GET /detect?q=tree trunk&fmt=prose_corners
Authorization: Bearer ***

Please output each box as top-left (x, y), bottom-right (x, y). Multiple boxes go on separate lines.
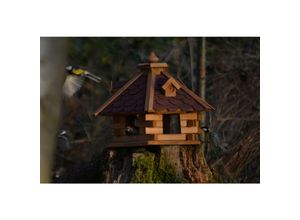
top-left (99, 146), bottom-right (214, 183)
top-left (200, 37), bottom-right (206, 126)
top-left (40, 37), bottom-right (68, 183)
top-left (188, 38), bottom-right (195, 91)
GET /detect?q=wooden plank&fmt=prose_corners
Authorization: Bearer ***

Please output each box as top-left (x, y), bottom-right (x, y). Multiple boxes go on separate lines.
top-left (195, 120), bottom-right (199, 127)
top-left (145, 72), bottom-right (156, 111)
top-left (156, 134), bottom-right (186, 141)
top-left (144, 71), bottom-right (153, 111)
top-left (150, 63), bottom-right (168, 68)
top-left (153, 120), bottom-right (163, 127)
top-left (186, 134), bottom-right (198, 141)
top-left (180, 113), bottom-right (198, 120)
top-left (138, 63), bottom-right (168, 69)
top-left (145, 127), bottom-right (163, 134)
top-left (147, 140), bottom-right (201, 145)
top-left (187, 120), bottom-right (197, 127)
top-left (181, 126), bottom-right (200, 134)
top-left (109, 141), bottom-right (148, 148)
top-left (109, 140), bottom-right (201, 147)
top-left (180, 120), bottom-right (187, 127)
top-left (145, 114), bottom-right (163, 121)
top-left (112, 135), bottom-right (152, 142)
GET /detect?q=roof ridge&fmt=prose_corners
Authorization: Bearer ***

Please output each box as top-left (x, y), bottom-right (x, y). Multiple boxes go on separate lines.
top-left (94, 72), bottom-right (144, 116)
top-left (144, 72), bottom-right (156, 112)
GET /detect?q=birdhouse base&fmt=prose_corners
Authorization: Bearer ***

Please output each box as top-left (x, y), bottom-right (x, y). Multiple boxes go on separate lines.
top-left (109, 140), bottom-right (201, 148)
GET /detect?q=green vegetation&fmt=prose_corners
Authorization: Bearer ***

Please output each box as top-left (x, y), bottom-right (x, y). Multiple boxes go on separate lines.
top-left (131, 149), bottom-right (187, 183)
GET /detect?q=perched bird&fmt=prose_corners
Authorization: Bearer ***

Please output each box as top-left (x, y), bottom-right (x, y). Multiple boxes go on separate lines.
top-left (125, 126), bottom-right (139, 136)
top-left (201, 126), bottom-right (210, 133)
top-left (201, 126), bottom-right (231, 153)
top-left (63, 65), bottom-right (102, 98)
top-left (57, 130), bottom-right (72, 151)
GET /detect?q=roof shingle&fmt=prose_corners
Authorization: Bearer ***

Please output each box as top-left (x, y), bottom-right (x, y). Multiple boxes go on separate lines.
top-left (95, 68), bottom-right (214, 115)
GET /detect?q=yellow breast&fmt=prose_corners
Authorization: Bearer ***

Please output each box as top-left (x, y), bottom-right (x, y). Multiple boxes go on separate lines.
top-left (72, 68), bottom-right (87, 76)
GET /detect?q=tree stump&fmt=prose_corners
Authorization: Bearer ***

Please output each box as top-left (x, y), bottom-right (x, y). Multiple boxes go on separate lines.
top-left (99, 145), bottom-right (214, 183)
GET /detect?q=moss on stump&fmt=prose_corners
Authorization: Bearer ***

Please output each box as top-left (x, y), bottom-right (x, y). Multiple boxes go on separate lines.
top-left (100, 145), bottom-right (214, 183)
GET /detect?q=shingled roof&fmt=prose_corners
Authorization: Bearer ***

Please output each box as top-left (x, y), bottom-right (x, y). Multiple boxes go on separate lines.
top-left (94, 52), bottom-right (215, 116)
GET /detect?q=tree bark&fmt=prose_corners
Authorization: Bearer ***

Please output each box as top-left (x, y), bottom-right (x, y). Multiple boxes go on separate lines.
top-left (99, 146), bottom-right (214, 183)
top-left (40, 37), bottom-right (68, 183)
top-left (188, 38), bottom-right (195, 91)
top-left (200, 37), bottom-right (206, 126)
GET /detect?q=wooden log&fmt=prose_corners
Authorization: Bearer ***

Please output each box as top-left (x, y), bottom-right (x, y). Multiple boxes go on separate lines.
top-left (109, 141), bottom-right (148, 147)
top-left (181, 126), bottom-right (200, 134)
top-left (186, 134), bottom-right (198, 141)
top-left (145, 114), bottom-right (163, 121)
top-left (180, 120), bottom-right (187, 127)
top-left (186, 134), bottom-right (193, 140)
top-left (147, 140), bottom-right (201, 145)
top-left (153, 120), bottom-right (163, 127)
top-left (180, 113), bottom-right (199, 120)
top-left (156, 134), bottom-right (186, 141)
top-left (145, 127), bottom-right (163, 134)
top-left (109, 139), bottom-right (202, 147)
top-left (112, 135), bottom-right (153, 142)
top-left (187, 120), bottom-right (196, 127)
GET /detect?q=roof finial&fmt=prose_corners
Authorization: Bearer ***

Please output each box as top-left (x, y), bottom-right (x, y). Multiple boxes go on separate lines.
top-left (148, 51), bottom-right (159, 63)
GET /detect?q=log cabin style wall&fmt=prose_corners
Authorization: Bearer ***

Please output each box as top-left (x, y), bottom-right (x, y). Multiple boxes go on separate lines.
top-left (109, 112), bottom-right (201, 147)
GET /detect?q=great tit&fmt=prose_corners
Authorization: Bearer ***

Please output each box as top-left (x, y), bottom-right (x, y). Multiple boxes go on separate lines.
top-left (63, 65), bottom-right (102, 98)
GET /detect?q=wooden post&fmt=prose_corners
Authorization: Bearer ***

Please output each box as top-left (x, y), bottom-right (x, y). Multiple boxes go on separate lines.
top-left (188, 38), bottom-right (195, 91)
top-left (200, 37), bottom-right (206, 126)
top-left (199, 37), bottom-right (206, 150)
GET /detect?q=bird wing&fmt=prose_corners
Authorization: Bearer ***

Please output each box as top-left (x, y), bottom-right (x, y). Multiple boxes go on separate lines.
top-left (62, 75), bottom-right (85, 98)
top-left (85, 72), bottom-right (102, 83)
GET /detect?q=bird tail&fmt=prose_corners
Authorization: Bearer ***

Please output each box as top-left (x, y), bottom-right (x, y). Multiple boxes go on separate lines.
top-left (85, 72), bottom-right (102, 83)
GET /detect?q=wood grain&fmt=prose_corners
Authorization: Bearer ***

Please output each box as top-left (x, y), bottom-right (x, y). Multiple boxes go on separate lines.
top-left (180, 113), bottom-right (199, 120)
top-left (145, 127), bottom-right (163, 134)
top-left (145, 114), bottom-right (163, 121)
top-left (181, 126), bottom-right (200, 134)
top-left (156, 134), bottom-right (186, 141)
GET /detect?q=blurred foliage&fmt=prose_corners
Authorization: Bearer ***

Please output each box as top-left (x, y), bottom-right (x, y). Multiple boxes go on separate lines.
top-left (52, 37), bottom-right (260, 183)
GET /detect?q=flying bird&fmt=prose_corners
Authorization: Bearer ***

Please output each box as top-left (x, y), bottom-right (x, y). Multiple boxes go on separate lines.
top-left (63, 65), bottom-right (102, 98)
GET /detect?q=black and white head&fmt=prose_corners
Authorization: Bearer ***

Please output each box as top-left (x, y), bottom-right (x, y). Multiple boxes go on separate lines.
top-left (201, 126), bottom-right (210, 133)
top-left (65, 65), bottom-right (73, 72)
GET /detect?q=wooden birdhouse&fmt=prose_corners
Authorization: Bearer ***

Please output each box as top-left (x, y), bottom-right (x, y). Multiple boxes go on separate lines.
top-left (94, 52), bottom-right (215, 147)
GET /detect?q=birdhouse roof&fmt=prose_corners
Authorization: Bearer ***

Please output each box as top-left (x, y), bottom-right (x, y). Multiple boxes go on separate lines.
top-left (94, 53), bottom-right (215, 116)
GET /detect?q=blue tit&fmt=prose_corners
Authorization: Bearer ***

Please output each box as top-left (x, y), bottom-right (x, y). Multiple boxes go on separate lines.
top-left (201, 126), bottom-right (210, 133)
top-left (57, 130), bottom-right (72, 151)
top-left (63, 65), bottom-right (102, 97)
top-left (125, 125), bottom-right (139, 136)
